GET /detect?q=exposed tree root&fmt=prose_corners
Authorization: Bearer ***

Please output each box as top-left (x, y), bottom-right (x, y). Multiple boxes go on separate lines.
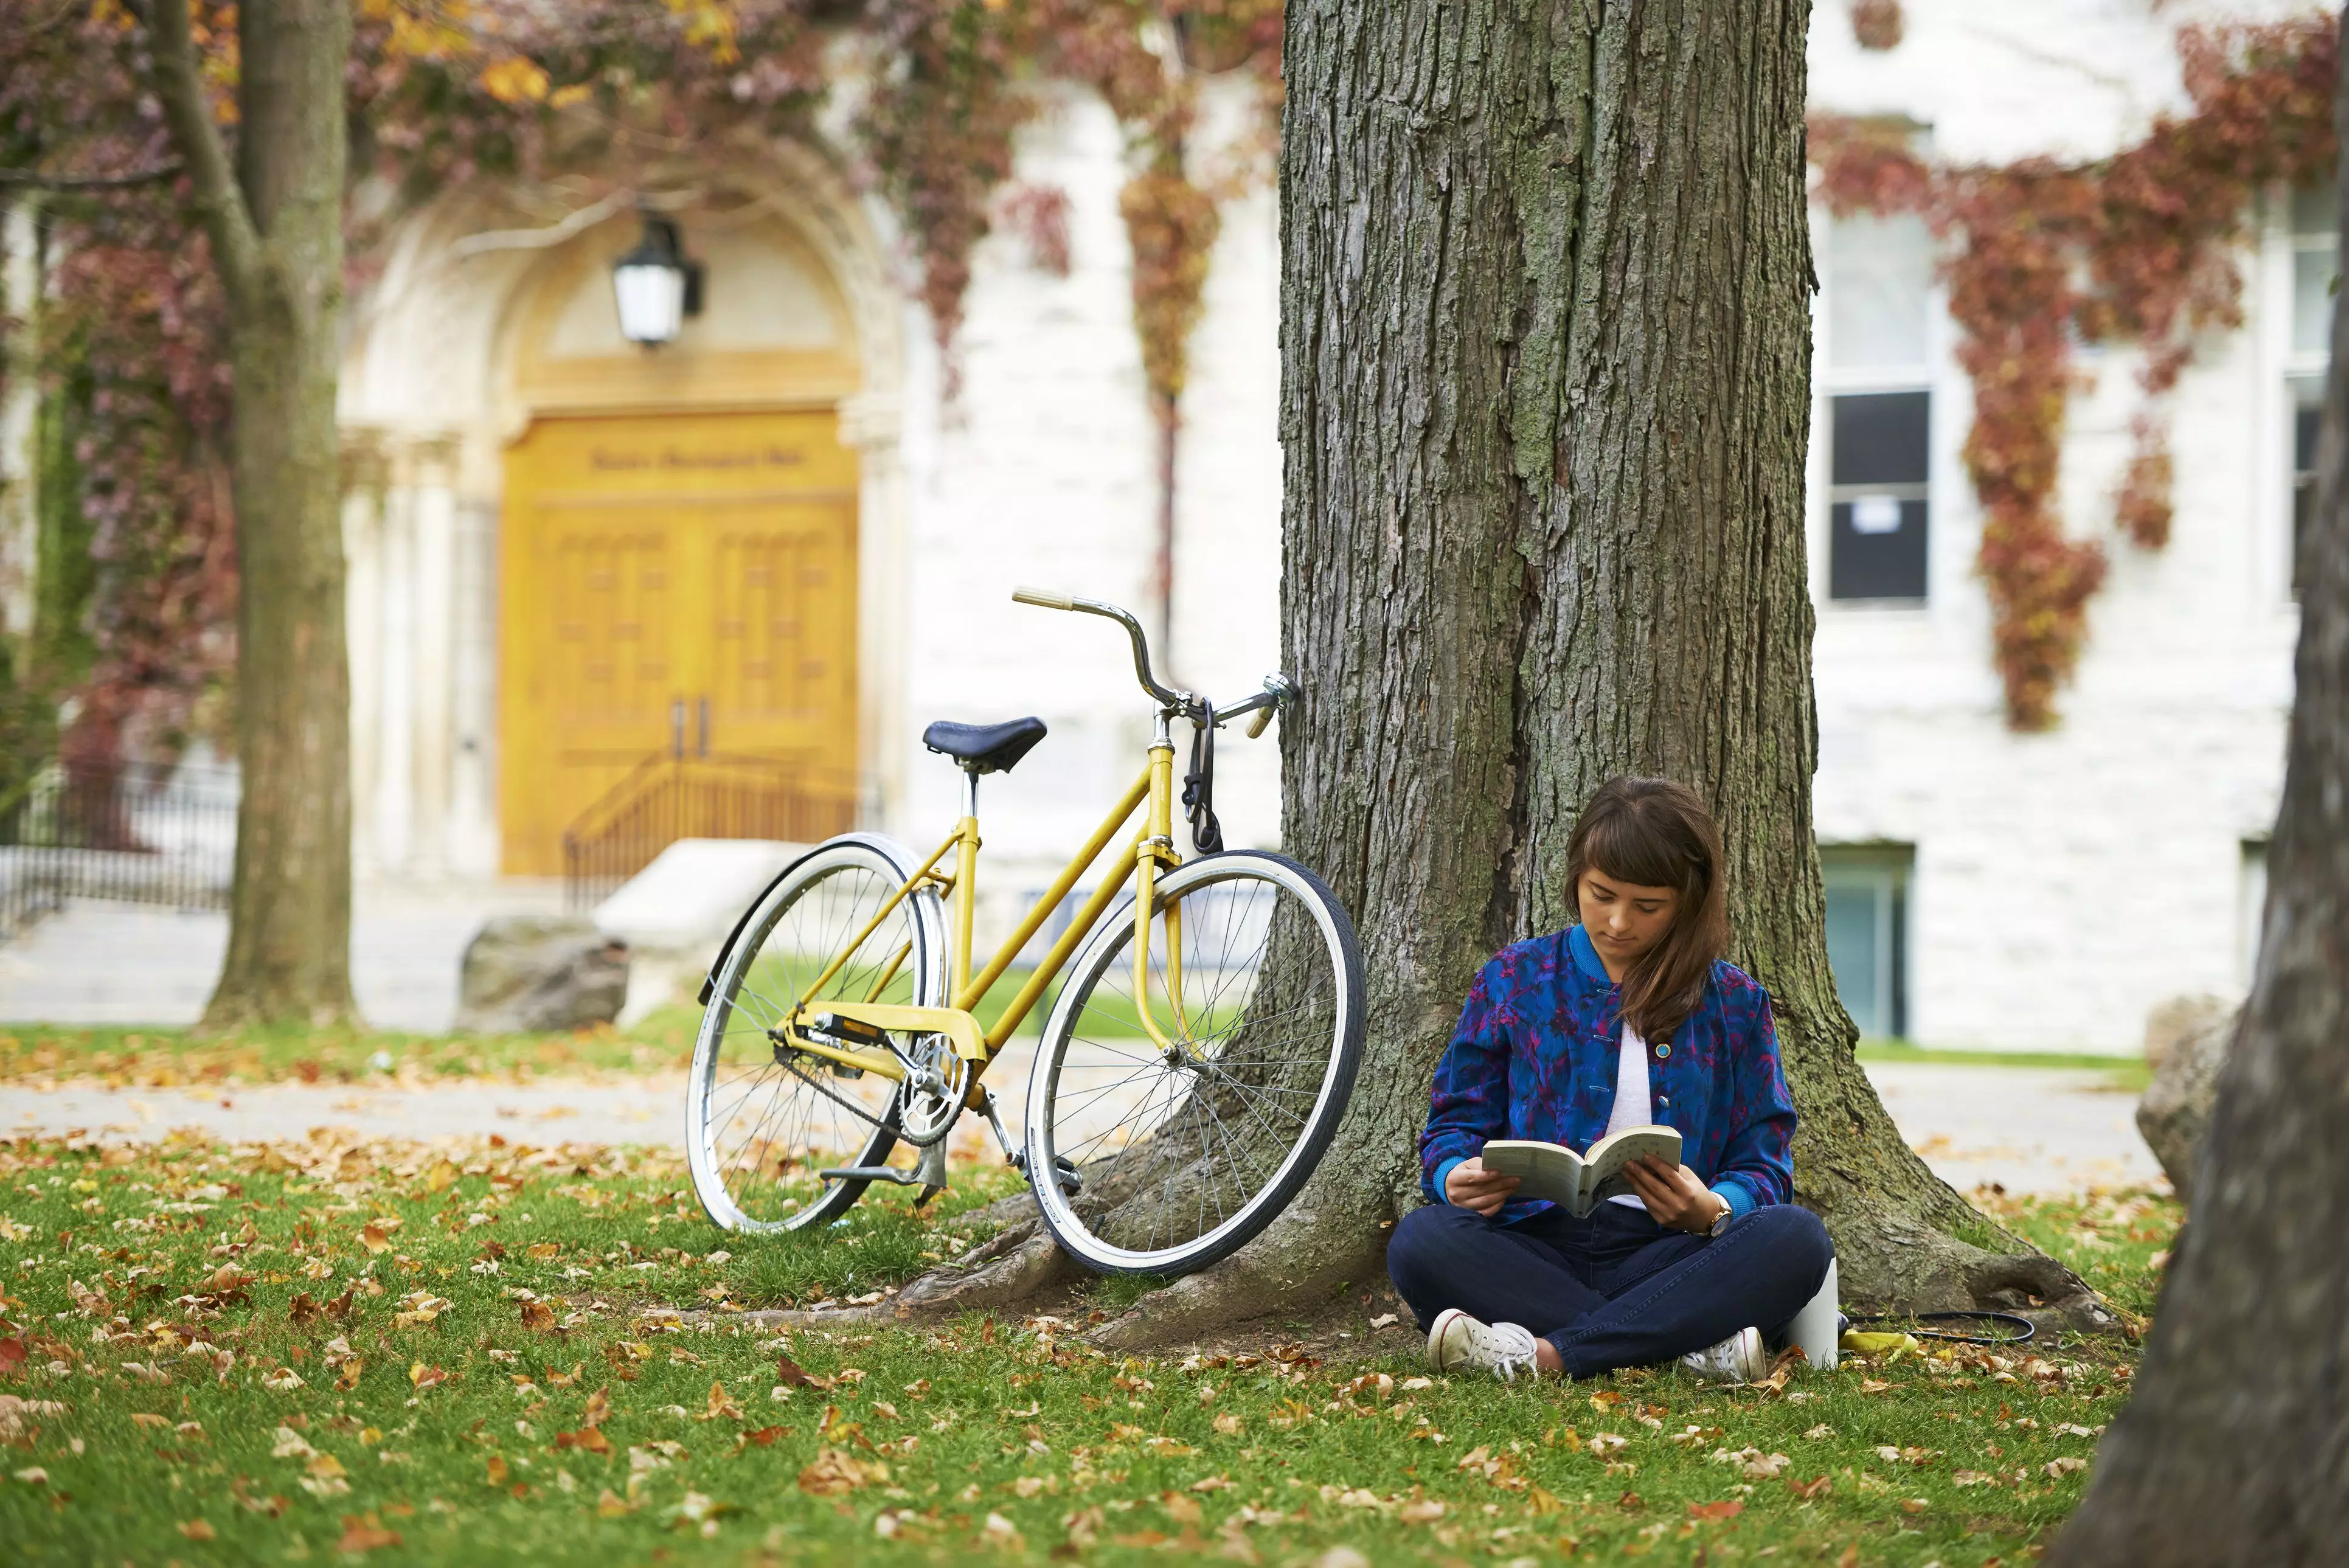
top-left (1086, 1193), bottom-right (1393, 1351)
top-left (1814, 1194), bottom-right (2115, 1336)
top-left (890, 1223), bottom-right (1083, 1317)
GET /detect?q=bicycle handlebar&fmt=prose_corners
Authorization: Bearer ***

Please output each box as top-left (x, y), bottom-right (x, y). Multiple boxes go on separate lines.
top-left (1012, 586), bottom-right (1290, 732)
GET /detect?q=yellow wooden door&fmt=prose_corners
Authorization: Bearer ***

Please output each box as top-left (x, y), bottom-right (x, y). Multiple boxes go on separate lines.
top-left (499, 411), bottom-right (858, 876)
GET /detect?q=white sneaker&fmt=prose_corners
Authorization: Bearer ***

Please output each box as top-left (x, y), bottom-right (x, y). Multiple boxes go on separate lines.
top-left (1426, 1308), bottom-right (1544, 1381)
top-left (1679, 1326), bottom-right (1768, 1384)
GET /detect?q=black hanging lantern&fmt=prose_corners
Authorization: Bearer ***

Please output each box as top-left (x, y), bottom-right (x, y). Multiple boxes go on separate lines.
top-left (610, 212), bottom-right (704, 347)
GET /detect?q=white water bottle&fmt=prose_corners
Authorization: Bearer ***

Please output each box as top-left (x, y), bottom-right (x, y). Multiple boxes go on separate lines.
top-left (1788, 1257), bottom-right (1840, 1370)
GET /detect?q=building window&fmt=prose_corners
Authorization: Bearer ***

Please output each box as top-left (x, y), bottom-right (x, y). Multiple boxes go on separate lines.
top-left (1824, 215), bottom-right (1934, 603)
top-left (1821, 844), bottom-right (1912, 1039)
top-left (2289, 181), bottom-right (2336, 599)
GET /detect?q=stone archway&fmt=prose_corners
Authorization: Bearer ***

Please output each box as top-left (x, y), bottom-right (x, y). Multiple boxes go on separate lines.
top-left (337, 149), bottom-right (910, 883)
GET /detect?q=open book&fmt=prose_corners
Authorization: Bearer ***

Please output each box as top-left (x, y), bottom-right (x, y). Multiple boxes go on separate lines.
top-left (1479, 1126), bottom-right (1683, 1217)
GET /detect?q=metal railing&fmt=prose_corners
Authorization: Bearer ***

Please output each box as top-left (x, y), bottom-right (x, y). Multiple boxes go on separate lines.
top-left (561, 751), bottom-right (855, 909)
top-left (0, 759), bottom-right (240, 942)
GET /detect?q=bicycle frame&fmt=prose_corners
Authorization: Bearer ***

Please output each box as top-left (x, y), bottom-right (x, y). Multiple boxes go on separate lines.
top-left (769, 713), bottom-right (1192, 1091)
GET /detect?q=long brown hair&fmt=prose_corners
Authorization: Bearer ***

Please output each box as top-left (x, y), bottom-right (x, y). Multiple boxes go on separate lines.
top-left (1563, 777), bottom-right (1730, 1043)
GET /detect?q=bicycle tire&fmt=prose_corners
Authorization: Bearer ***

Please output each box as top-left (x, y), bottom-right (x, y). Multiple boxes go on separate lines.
top-left (686, 834), bottom-right (948, 1233)
top-left (1024, 850), bottom-right (1365, 1276)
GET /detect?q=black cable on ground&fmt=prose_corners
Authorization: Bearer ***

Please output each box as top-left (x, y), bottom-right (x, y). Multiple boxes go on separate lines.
top-left (1844, 1310), bottom-right (2038, 1347)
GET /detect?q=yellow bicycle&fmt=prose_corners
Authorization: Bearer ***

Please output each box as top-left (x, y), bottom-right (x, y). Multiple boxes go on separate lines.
top-left (683, 589), bottom-right (1365, 1275)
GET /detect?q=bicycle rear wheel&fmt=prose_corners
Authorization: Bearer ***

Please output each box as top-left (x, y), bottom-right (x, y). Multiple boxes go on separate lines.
top-left (1024, 850), bottom-right (1364, 1275)
top-left (686, 834), bottom-right (948, 1233)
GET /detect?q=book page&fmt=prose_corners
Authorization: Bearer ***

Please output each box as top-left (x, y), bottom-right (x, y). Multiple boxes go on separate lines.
top-left (1477, 1140), bottom-right (1585, 1207)
top-left (1580, 1126), bottom-right (1683, 1207)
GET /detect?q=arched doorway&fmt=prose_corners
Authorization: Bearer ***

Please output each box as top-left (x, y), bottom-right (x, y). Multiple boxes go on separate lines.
top-left (495, 215), bottom-right (864, 876)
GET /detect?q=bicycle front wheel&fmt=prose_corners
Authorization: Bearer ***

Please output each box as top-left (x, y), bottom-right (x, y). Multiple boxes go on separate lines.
top-left (686, 834), bottom-right (948, 1233)
top-left (1024, 850), bottom-right (1364, 1275)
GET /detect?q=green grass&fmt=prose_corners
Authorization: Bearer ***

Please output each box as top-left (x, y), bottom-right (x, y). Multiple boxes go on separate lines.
top-left (0, 1125), bottom-right (2174, 1566)
top-left (1857, 1039), bottom-right (2151, 1094)
top-left (0, 963), bottom-right (1184, 1092)
top-left (0, 1008), bottom-right (709, 1089)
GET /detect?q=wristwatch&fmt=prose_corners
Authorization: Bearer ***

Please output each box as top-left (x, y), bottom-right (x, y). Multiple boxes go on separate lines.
top-left (1703, 1194), bottom-right (1733, 1238)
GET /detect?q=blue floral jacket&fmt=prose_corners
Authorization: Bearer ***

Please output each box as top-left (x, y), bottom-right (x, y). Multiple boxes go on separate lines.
top-left (1419, 924), bottom-right (1797, 1226)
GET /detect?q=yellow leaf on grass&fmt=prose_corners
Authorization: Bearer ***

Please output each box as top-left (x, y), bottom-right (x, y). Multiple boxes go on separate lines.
top-left (485, 1455), bottom-right (510, 1486)
top-left (337, 1515), bottom-right (402, 1552)
top-left (131, 1413), bottom-right (170, 1429)
top-left (176, 1519), bottom-right (215, 1540)
top-left (797, 1446), bottom-right (886, 1496)
top-left (597, 1488), bottom-right (634, 1518)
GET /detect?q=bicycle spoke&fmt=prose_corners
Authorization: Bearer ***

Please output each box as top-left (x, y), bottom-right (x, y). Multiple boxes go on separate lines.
top-left (689, 847), bottom-right (937, 1232)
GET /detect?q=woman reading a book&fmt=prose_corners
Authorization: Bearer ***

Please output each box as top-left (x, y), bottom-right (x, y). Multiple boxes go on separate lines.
top-left (1387, 776), bottom-right (1833, 1384)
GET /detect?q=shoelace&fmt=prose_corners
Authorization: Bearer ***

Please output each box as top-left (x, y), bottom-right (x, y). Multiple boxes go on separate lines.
top-left (1483, 1322), bottom-right (1541, 1381)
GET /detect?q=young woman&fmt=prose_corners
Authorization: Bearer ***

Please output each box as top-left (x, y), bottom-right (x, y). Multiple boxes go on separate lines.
top-left (1387, 777), bottom-right (1833, 1384)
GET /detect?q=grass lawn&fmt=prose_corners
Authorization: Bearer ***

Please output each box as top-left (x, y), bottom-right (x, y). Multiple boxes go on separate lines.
top-left (0, 1014), bottom-right (703, 1089)
top-left (0, 965), bottom-right (1108, 1090)
top-left (0, 1123), bottom-right (2173, 1566)
top-left (7, 1020), bottom-right (2152, 1097)
top-left (1854, 1042), bottom-right (2150, 1095)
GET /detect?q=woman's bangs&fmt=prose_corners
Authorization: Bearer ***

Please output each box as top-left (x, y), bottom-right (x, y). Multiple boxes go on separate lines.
top-left (1583, 805), bottom-right (1688, 892)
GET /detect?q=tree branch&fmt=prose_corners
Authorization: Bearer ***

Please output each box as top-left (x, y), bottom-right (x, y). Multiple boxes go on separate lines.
top-left (0, 162), bottom-right (184, 191)
top-left (131, 0), bottom-right (261, 308)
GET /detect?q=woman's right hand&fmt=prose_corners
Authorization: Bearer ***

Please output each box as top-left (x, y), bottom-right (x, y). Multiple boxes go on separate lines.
top-left (1445, 1156), bottom-right (1520, 1216)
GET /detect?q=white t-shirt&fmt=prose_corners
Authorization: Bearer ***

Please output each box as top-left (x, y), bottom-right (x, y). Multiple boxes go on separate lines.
top-left (1603, 1022), bottom-right (1653, 1209)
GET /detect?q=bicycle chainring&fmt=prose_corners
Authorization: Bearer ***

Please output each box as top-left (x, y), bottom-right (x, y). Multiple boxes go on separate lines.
top-left (895, 1034), bottom-right (968, 1147)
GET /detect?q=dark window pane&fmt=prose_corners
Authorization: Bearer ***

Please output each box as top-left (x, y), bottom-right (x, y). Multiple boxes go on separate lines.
top-left (2296, 403), bottom-right (2323, 472)
top-left (1830, 498), bottom-right (1928, 600)
top-left (1831, 390), bottom-right (1930, 486)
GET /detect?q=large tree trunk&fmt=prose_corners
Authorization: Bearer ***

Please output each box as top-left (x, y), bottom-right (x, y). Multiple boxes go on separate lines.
top-left (2047, 19), bottom-right (2349, 1561)
top-left (1083, 0), bottom-right (2101, 1349)
top-left (142, 0), bottom-right (357, 1028)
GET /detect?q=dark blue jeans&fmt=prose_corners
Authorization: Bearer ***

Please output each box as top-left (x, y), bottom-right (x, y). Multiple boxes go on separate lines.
top-left (1386, 1199), bottom-right (1833, 1379)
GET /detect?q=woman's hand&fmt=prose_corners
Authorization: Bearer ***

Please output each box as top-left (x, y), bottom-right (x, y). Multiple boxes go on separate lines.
top-left (1445, 1156), bottom-right (1521, 1216)
top-left (1624, 1156), bottom-right (1727, 1233)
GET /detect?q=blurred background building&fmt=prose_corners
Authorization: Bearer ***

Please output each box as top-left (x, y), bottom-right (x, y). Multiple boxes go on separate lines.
top-left (0, 0), bottom-right (2325, 1047)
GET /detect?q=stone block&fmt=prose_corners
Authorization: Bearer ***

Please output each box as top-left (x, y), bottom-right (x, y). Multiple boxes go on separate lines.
top-left (593, 839), bottom-right (809, 1024)
top-left (2135, 996), bottom-right (2241, 1205)
top-left (455, 916), bottom-right (630, 1035)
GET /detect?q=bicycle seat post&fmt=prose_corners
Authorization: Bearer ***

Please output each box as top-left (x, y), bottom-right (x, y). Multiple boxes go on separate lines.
top-left (950, 761), bottom-right (982, 999)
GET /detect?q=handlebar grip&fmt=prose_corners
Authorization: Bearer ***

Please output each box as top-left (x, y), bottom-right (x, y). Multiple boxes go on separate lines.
top-left (1246, 704), bottom-right (1277, 739)
top-left (1012, 586), bottom-right (1077, 611)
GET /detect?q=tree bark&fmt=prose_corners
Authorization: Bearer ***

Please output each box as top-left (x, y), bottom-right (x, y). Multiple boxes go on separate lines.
top-left (1087, 0), bottom-right (2102, 1348)
top-left (142, 0), bottom-right (356, 1028)
top-left (2046, 16), bottom-right (2349, 1561)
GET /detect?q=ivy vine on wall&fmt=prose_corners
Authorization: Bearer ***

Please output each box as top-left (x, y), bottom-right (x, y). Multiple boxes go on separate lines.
top-left (1810, 16), bottom-right (2337, 730)
top-left (0, 0), bottom-right (1277, 758)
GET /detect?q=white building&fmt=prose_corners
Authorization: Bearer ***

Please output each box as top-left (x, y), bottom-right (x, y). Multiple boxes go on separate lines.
top-left (0, 1), bottom-right (2322, 1050)
top-left (1804, 0), bottom-right (2318, 1050)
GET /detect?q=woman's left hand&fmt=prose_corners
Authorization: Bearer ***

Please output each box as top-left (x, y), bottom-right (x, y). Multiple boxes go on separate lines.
top-left (1624, 1156), bottom-right (1726, 1233)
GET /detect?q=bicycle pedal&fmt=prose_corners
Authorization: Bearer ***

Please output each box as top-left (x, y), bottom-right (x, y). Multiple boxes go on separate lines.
top-left (1052, 1155), bottom-right (1083, 1196)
